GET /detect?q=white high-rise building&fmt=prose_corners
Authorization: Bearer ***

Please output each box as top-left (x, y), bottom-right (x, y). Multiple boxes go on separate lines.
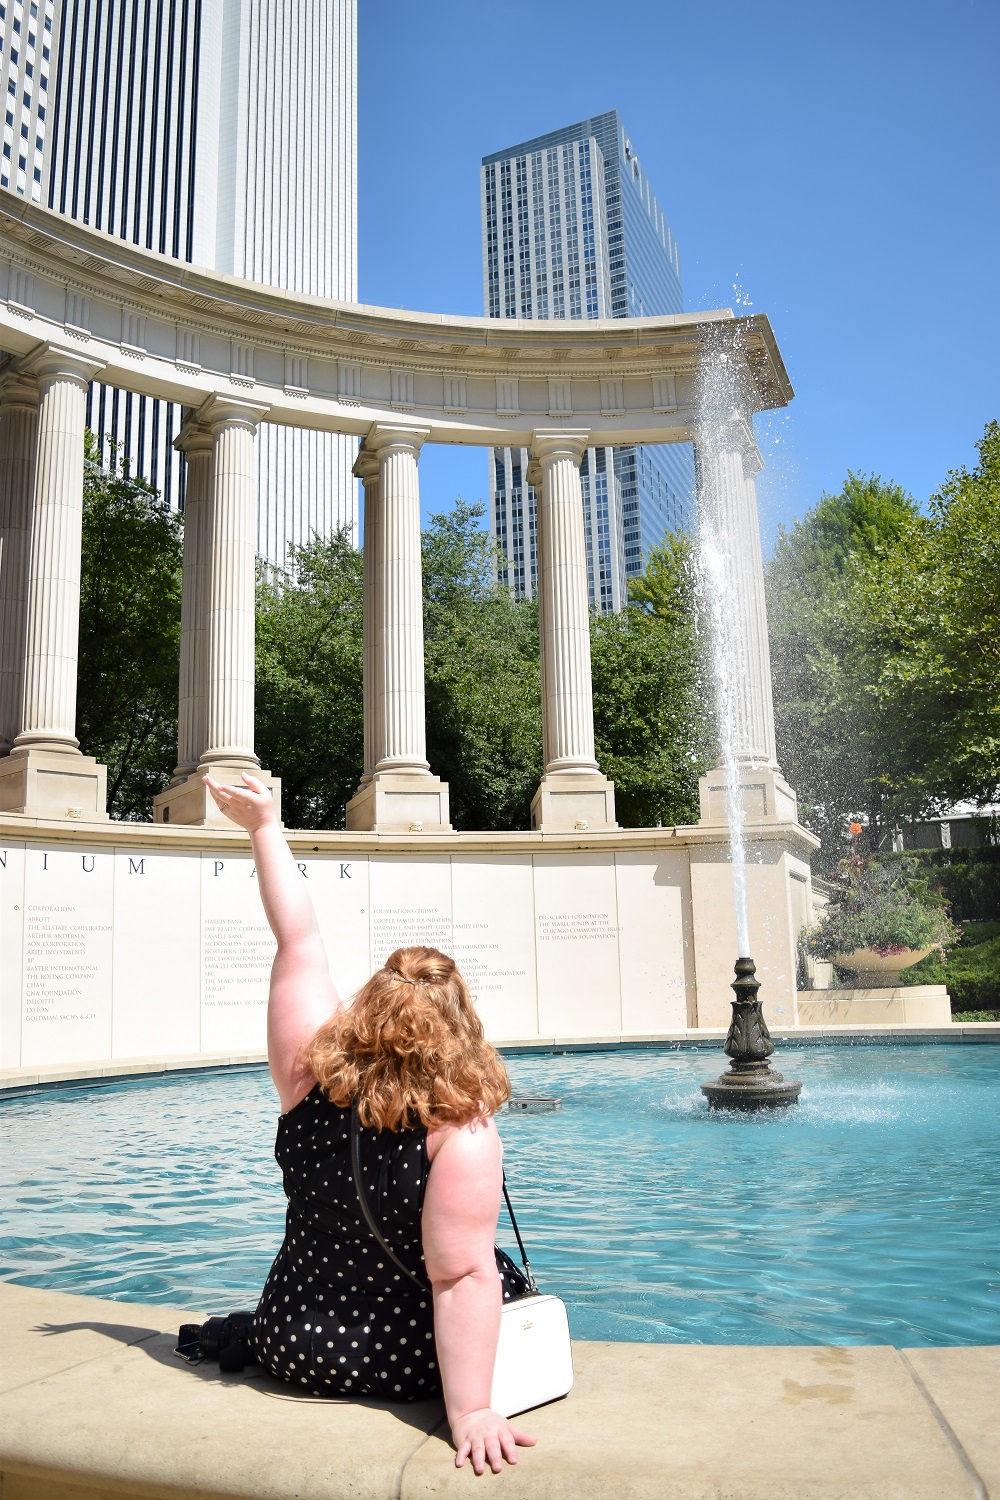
top-left (481, 111), bottom-right (695, 614)
top-left (0, 0), bottom-right (357, 565)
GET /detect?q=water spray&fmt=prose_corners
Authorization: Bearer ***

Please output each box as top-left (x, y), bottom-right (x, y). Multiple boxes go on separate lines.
top-left (695, 325), bottom-right (802, 1111)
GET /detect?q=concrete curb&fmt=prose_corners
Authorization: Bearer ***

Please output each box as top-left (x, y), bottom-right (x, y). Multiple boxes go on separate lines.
top-left (1, 1284), bottom-right (997, 1499)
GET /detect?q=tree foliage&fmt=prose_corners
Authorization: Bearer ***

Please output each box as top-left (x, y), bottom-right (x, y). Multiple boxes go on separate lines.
top-left (255, 527), bottom-right (364, 829)
top-left (599, 533), bottom-right (711, 827)
top-left (254, 503), bottom-right (708, 832)
top-left (767, 471), bottom-right (920, 858)
top-left (766, 425), bottom-right (1000, 865)
top-left (77, 435), bottom-right (182, 819)
top-left (422, 501), bottom-right (542, 831)
top-left (850, 421), bottom-right (1000, 814)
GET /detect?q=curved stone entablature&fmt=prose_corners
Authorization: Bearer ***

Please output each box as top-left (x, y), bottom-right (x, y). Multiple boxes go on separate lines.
top-left (0, 189), bottom-right (793, 449)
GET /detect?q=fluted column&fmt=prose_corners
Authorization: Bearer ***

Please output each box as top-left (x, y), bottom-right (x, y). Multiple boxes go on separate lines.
top-left (153, 395), bottom-right (280, 827)
top-left (0, 368), bottom-right (39, 757)
top-left (15, 348), bottom-right (104, 753)
top-left (201, 397), bottom-right (268, 768)
top-left (345, 423), bottom-right (450, 832)
top-left (173, 421), bottom-right (213, 779)
top-left (0, 346), bottom-right (110, 819)
top-left (528, 431), bottom-right (616, 832)
top-left (696, 421), bottom-right (777, 768)
top-left (694, 414), bottom-right (799, 829)
top-left (355, 446), bottom-right (381, 785)
top-left (374, 426), bottom-right (429, 772)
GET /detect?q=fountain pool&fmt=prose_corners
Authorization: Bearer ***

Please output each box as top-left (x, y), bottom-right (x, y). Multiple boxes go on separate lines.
top-left (2, 1045), bottom-right (997, 1347)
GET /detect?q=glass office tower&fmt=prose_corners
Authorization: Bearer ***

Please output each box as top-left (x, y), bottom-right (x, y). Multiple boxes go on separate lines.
top-left (0, 0), bottom-right (357, 566)
top-left (481, 109), bottom-right (695, 612)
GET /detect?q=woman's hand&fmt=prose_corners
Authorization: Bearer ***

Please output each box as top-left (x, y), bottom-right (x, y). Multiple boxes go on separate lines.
top-left (451, 1408), bottom-right (536, 1475)
top-left (203, 772), bottom-right (277, 834)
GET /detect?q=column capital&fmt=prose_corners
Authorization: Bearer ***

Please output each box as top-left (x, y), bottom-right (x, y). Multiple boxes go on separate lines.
top-left (0, 365), bottom-right (39, 410)
top-left (173, 418), bottom-right (213, 456)
top-left (697, 412), bottom-right (762, 477)
top-left (21, 342), bottom-right (105, 390)
top-left (195, 393), bottom-right (270, 433)
top-left (365, 422), bottom-right (429, 457)
top-left (353, 446), bottom-right (381, 482)
top-left (530, 429), bottom-right (591, 466)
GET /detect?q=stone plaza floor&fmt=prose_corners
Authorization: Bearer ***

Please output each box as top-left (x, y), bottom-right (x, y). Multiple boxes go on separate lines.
top-left (2, 1282), bottom-right (997, 1499)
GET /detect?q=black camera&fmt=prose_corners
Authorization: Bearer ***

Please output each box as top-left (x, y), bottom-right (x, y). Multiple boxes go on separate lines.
top-left (175, 1311), bottom-right (259, 1372)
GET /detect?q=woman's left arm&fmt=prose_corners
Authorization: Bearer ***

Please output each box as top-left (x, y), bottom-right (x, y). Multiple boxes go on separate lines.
top-left (204, 773), bottom-right (340, 1110)
top-left (422, 1117), bottom-right (536, 1474)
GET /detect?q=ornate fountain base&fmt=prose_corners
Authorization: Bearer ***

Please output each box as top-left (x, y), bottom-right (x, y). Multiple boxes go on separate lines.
top-left (701, 957), bottom-right (803, 1111)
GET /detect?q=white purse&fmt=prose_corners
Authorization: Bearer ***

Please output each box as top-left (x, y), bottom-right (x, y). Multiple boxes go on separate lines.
top-left (351, 1107), bottom-right (574, 1417)
top-left (492, 1290), bottom-right (574, 1417)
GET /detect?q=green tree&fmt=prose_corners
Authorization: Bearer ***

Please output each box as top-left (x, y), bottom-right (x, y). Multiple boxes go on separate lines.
top-left (422, 500), bottom-right (542, 831)
top-left (254, 528), bottom-right (364, 829)
top-left (851, 421), bottom-right (1000, 815)
top-left (254, 503), bottom-right (716, 833)
top-left (766, 428), bottom-right (1000, 862)
top-left (766, 472), bottom-right (921, 859)
top-left (77, 436), bottom-right (182, 819)
top-left (595, 533), bottom-right (712, 827)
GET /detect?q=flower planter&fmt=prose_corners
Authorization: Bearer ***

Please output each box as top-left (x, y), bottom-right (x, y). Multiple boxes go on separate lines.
top-left (832, 946), bottom-right (936, 988)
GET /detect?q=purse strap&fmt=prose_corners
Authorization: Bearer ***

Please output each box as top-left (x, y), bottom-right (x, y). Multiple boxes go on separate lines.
top-left (350, 1103), bottom-right (424, 1290)
top-left (501, 1178), bottom-right (538, 1292)
top-left (350, 1104), bottom-right (538, 1293)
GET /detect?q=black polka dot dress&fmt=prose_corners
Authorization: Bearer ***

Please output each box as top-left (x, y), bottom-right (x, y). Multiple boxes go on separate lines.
top-left (252, 1084), bottom-right (439, 1401)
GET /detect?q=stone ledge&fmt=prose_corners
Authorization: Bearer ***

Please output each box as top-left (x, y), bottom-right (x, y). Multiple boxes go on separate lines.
top-left (797, 985), bottom-right (952, 1028)
top-left (1, 1284), bottom-right (997, 1500)
top-left (0, 812), bottom-right (818, 857)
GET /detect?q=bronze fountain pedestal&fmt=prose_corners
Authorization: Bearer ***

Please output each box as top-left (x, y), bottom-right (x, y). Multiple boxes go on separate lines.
top-left (702, 957), bottom-right (802, 1110)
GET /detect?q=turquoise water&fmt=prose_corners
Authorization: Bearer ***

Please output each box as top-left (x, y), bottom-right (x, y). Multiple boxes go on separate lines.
top-left (2, 1045), bottom-right (998, 1346)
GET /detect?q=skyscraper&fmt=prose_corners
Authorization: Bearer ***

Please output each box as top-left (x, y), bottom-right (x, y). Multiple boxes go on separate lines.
top-left (481, 109), bottom-right (695, 612)
top-left (0, 0), bottom-right (357, 565)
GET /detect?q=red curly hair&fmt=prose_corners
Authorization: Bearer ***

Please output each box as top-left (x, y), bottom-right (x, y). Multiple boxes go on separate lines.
top-left (301, 946), bottom-right (510, 1131)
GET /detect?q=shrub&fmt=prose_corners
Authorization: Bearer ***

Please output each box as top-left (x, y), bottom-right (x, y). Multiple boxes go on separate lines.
top-left (806, 853), bottom-right (960, 961)
top-left (909, 848), bottom-right (1000, 923)
top-left (902, 921), bottom-right (1000, 1012)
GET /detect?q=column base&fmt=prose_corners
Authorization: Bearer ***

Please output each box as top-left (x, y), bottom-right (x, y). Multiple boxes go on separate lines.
top-left (530, 772), bottom-right (617, 832)
top-left (152, 764), bottom-right (282, 827)
top-left (698, 765), bottom-right (799, 827)
top-left (345, 771), bottom-right (451, 833)
top-left (0, 745), bottom-right (108, 820)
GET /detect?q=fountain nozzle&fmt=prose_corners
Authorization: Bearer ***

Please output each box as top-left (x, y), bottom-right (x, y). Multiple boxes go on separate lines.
top-left (701, 957), bottom-right (802, 1110)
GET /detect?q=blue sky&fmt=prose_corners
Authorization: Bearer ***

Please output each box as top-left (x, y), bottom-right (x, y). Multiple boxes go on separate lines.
top-left (358, 0), bottom-right (998, 546)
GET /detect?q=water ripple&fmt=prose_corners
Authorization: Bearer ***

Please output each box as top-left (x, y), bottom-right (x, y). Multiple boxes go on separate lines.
top-left (1, 1045), bottom-right (998, 1345)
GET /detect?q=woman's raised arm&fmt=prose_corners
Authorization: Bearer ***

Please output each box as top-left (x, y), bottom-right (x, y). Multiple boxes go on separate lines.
top-left (204, 772), bottom-right (340, 1111)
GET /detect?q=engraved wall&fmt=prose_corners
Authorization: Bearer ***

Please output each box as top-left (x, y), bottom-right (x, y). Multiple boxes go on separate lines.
top-left (0, 835), bottom-right (804, 1069)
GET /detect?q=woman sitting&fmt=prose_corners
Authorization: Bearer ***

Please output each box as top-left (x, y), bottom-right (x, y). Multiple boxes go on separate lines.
top-left (205, 770), bottom-right (536, 1476)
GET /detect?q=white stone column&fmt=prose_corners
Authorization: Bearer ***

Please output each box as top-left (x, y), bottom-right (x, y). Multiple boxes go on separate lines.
top-left (528, 431), bottom-right (616, 832)
top-left (345, 423), bottom-right (450, 832)
top-left (354, 446), bottom-right (381, 786)
top-left (173, 421), bottom-right (213, 779)
top-left (202, 397), bottom-right (267, 769)
top-left (153, 395), bottom-right (280, 826)
top-left (0, 346), bottom-right (108, 819)
top-left (0, 368), bottom-right (39, 757)
top-left (695, 416), bottom-right (798, 828)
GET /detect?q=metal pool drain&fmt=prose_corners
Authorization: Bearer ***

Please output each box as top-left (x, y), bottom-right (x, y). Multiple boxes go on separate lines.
top-left (506, 1095), bottom-right (563, 1112)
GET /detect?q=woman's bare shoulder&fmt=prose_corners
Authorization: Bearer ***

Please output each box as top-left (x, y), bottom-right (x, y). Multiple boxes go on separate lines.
top-left (425, 1112), bottom-right (501, 1165)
